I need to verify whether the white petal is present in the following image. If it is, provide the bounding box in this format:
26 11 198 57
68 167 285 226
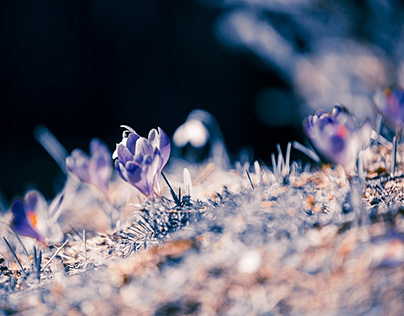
120 125 137 135
183 168 193 197
173 119 209 148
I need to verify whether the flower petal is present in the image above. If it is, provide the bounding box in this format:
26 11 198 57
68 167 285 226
135 137 154 157
117 144 134 165
11 199 44 243
115 160 128 182
146 151 162 197
121 125 138 135
328 135 345 154
89 139 112 193
134 152 144 164
304 105 372 174
374 89 404 128
158 127 171 167
126 133 140 155
66 149 91 183
125 161 150 196
25 191 39 213
24 190 48 224
148 128 158 147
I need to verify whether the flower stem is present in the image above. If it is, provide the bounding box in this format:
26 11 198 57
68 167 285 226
392 125 402 176
348 176 365 227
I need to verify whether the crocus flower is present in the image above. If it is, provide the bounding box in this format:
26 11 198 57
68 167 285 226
11 191 46 243
113 126 170 198
304 105 372 175
11 191 64 244
66 138 112 194
374 89 404 130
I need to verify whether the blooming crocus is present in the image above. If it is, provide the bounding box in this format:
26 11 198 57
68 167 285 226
11 191 64 244
11 191 46 244
374 89 404 130
304 105 372 175
113 126 171 198
66 138 112 194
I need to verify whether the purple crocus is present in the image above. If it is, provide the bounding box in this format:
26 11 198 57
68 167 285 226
11 191 46 244
304 105 372 175
374 89 404 129
66 138 112 194
113 126 171 198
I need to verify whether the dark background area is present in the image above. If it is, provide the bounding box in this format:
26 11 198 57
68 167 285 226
0 0 304 203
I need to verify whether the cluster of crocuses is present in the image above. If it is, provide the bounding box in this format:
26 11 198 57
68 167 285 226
10 127 171 244
9 88 404 244
66 128 170 198
304 89 404 177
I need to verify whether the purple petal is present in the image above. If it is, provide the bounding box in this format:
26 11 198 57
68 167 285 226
117 144 134 165
392 90 404 107
89 161 111 194
93 150 110 169
303 117 314 135
317 113 334 130
25 191 39 212
158 127 171 167
328 135 345 154
90 139 111 165
66 150 91 183
67 139 113 193
125 161 143 183
125 161 151 196
146 151 162 197
11 199 28 226
144 155 153 165
11 199 44 243
135 138 154 156
315 110 329 118
134 152 144 164
115 160 128 182
126 133 140 155
375 89 404 128
90 138 105 156
118 159 149 196
91 137 111 162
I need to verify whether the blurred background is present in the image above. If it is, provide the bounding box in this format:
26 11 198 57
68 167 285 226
1 0 404 203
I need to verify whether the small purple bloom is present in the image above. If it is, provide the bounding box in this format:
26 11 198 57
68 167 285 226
113 126 171 198
11 191 45 244
304 105 372 175
66 138 112 194
374 89 404 129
